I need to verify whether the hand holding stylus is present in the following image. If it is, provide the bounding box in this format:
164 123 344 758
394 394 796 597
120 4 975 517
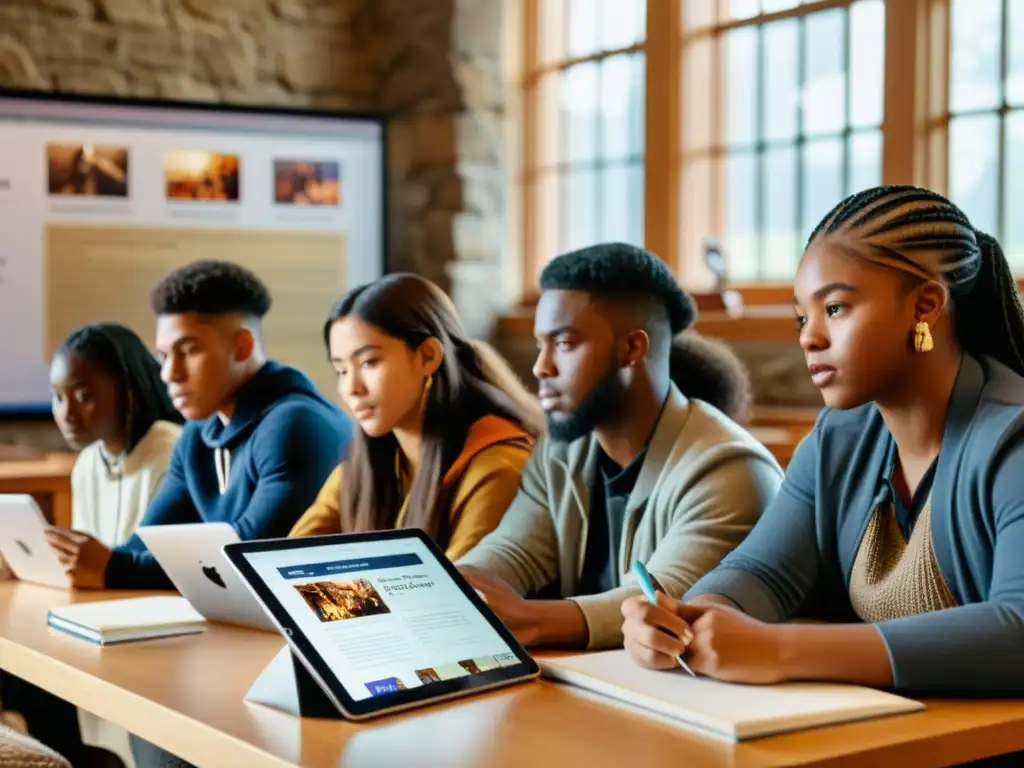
630 560 696 676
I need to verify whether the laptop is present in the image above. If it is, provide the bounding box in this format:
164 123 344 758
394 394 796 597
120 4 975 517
0 494 70 588
136 522 276 632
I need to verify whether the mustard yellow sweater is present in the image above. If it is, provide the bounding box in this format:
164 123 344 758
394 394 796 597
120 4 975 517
289 416 532 561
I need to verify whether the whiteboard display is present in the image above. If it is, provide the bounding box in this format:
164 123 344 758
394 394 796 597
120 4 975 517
0 92 385 414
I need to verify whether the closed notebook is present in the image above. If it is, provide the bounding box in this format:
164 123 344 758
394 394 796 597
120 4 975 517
47 596 206 646
540 650 925 741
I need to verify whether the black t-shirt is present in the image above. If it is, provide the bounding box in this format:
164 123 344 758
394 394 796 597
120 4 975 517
577 447 647 596
885 455 939 541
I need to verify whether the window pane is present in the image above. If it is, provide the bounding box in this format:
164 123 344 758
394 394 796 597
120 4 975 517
802 138 843 241
762 20 800 142
599 0 645 50
600 163 644 244
762 145 799 279
562 168 598 251
848 129 882 195
628 162 644 244
1003 112 1024 270
1008 0 1024 106
566 0 599 58
763 0 800 12
724 0 759 22
725 27 758 147
802 9 846 136
600 54 645 160
849 0 885 127
560 63 599 163
949 0 1003 113
684 0 716 28
725 152 759 281
949 114 1000 236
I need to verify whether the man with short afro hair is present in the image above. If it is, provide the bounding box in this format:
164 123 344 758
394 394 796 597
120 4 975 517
150 258 272 319
459 242 783 650
53 259 353 597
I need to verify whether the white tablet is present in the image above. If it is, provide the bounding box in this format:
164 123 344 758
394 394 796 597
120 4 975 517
223 529 540 720
135 522 276 631
0 495 70 588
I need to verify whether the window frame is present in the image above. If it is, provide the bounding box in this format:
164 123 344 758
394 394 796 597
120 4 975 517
515 0 1024 306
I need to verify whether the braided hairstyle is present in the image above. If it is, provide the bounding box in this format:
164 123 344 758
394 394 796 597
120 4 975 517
807 185 1024 377
58 323 184 453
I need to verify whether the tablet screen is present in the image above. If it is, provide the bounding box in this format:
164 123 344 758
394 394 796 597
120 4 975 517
230 532 534 713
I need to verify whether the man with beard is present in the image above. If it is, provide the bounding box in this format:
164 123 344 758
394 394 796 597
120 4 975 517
457 242 784 650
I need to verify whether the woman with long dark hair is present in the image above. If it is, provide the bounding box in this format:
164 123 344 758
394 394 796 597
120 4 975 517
290 273 544 559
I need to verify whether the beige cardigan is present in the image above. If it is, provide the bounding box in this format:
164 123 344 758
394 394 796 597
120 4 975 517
458 384 784 648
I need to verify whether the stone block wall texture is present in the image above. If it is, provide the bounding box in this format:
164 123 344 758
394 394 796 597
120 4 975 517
0 0 506 448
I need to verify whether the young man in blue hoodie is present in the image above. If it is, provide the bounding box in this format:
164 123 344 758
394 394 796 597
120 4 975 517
46 259 353 590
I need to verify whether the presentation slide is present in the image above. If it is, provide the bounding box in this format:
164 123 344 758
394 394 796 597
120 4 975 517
0 93 385 412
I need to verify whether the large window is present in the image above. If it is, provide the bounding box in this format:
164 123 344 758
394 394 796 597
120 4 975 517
699 2 883 281
678 0 884 286
515 0 1019 302
947 0 1024 269
521 0 646 296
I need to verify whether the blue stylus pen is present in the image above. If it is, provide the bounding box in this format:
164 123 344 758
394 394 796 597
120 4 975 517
632 559 695 676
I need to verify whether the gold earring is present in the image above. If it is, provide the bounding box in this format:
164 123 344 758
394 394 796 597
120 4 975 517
914 321 934 353
420 374 433 410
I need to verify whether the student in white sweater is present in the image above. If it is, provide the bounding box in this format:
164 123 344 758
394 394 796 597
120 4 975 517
51 323 185 551
0 322 184 768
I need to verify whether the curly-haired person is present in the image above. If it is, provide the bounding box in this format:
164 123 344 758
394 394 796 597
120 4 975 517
46 260 353 592
457 242 784 651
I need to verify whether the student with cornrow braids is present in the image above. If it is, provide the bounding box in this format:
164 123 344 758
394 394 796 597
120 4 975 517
622 185 1024 697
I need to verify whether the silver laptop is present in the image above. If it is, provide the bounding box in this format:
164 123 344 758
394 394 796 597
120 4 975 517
136 522 276 631
0 495 70 588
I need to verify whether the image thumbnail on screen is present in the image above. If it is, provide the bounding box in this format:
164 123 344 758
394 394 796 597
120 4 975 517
47 143 129 198
294 578 391 623
273 160 341 206
164 150 240 202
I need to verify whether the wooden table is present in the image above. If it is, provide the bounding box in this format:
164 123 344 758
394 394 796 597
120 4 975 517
1 583 1023 767
0 449 76 528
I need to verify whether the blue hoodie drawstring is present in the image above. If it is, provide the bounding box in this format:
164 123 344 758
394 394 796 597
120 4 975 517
214 447 231 495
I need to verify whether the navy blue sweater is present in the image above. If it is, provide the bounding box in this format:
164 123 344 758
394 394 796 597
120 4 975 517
106 361 352 589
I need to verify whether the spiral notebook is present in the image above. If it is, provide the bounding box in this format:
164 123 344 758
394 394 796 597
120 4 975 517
540 650 924 741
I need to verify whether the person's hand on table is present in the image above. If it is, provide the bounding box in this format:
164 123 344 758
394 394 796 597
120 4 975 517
622 595 786 684
0 556 14 581
45 527 112 589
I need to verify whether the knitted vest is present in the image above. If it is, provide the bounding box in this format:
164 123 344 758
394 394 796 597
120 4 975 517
848 496 959 622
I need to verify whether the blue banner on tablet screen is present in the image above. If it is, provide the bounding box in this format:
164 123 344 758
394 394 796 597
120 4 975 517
241 537 521 702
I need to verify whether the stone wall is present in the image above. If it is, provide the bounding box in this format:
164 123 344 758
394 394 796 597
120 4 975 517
0 0 508 448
